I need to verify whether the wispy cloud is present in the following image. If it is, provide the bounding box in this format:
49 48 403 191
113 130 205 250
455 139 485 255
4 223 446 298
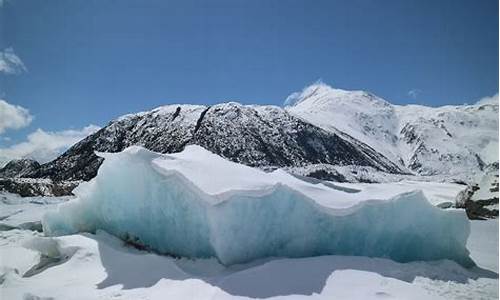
0 99 33 134
407 89 421 99
284 79 327 106
0 47 27 75
0 0 11 7
475 93 499 105
0 125 100 166
0 48 99 166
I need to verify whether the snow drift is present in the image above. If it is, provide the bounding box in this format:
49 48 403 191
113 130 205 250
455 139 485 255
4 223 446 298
42 146 473 266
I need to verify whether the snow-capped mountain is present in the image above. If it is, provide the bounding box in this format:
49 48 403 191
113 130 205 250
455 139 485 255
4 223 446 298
1 83 496 190
16 102 402 182
286 82 499 181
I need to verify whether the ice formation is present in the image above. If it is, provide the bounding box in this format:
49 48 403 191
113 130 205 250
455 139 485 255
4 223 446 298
43 146 474 266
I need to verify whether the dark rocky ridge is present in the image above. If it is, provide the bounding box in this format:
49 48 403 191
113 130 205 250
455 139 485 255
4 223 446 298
3 103 404 183
0 178 79 197
455 163 499 220
0 159 40 178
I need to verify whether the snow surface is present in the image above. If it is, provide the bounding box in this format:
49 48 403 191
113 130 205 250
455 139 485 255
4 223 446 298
42 145 472 266
467 219 498 272
0 215 497 299
0 193 70 228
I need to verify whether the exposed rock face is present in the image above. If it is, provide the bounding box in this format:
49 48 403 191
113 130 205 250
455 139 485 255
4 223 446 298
456 163 499 219
20 103 403 183
0 160 73 197
0 178 79 197
0 159 40 178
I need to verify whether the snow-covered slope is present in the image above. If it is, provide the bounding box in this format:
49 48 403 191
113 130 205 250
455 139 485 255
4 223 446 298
43 146 472 267
286 82 499 181
396 103 498 177
286 84 401 164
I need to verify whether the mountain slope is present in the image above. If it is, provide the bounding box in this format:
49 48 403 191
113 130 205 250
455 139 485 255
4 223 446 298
286 84 401 164
22 102 403 182
286 83 499 181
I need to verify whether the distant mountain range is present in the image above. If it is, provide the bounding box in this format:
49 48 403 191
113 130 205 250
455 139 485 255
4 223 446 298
1 83 498 192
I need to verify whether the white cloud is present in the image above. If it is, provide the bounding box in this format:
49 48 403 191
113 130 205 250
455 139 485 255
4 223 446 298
284 91 301 106
0 125 100 166
407 89 421 99
475 93 499 105
0 98 100 166
0 47 27 74
0 99 33 134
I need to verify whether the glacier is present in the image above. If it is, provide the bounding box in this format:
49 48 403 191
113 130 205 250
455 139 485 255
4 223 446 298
42 145 474 267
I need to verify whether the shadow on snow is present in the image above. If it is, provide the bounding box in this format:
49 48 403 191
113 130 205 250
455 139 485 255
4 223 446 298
93 232 498 299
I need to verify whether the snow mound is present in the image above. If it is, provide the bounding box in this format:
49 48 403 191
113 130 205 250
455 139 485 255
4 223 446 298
43 146 473 266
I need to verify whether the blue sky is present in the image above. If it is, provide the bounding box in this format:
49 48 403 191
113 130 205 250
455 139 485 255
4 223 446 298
0 0 498 160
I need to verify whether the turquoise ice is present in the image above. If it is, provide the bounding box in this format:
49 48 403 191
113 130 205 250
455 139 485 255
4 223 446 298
43 146 473 267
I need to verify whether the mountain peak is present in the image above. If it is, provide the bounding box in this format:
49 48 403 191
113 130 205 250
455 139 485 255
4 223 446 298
284 82 389 108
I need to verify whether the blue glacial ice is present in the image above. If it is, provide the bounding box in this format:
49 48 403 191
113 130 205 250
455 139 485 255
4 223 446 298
42 146 474 267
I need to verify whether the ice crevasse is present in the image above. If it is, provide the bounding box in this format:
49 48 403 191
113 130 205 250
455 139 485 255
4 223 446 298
42 145 474 267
